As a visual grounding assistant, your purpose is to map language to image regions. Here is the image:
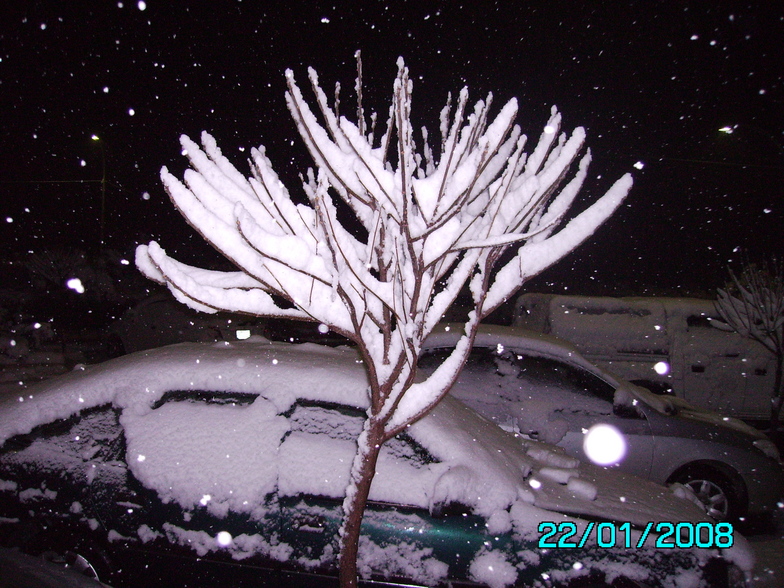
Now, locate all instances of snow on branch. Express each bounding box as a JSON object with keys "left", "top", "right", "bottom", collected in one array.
[
  {"left": 716, "top": 259, "right": 784, "bottom": 356},
  {"left": 137, "top": 54, "right": 632, "bottom": 438},
  {"left": 715, "top": 257, "right": 784, "bottom": 429}
]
